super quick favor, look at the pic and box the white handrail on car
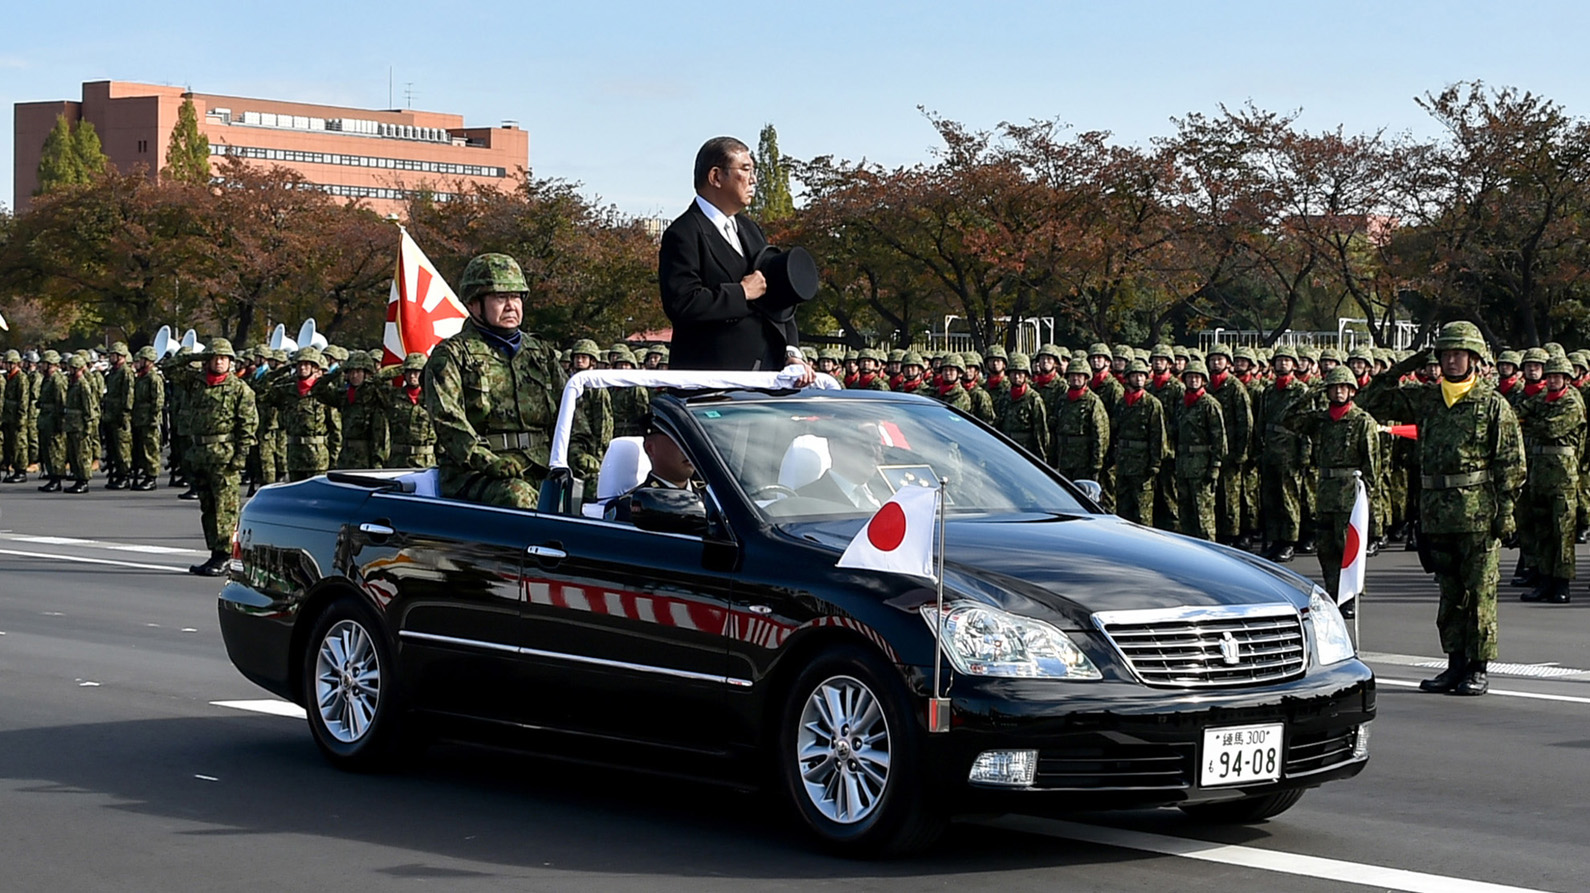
[547,367,842,470]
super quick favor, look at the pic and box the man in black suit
[659,136,812,380]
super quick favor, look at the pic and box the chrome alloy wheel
[796,674,892,824]
[314,619,382,744]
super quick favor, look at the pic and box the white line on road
[995,816,1557,893]
[1377,677,1590,705]
[211,699,307,720]
[0,547,188,573]
[2,534,205,555]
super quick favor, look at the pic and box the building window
[137,140,148,153]
[207,143,507,179]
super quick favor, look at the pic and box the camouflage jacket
[186,375,259,472]
[131,367,165,428]
[964,384,997,426]
[1282,402,1381,514]
[103,365,135,424]
[993,385,1049,459]
[1254,377,1312,467]
[846,373,890,391]
[266,376,342,470]
[1111,390,1168,480]
[1030,375,1066,416]
[611,385,651,439]
[424,318,593,479]
[1359,364,1525,535]
[63,374,101,435]
[931,383,973,412]
[36,371,68,431]
[1171,391,1225,480]
[1089,372,1125,417]
[1207,373,1253,466]
[2,369,33,425]
[1049,387,1110,479]
[1516,386,1586,490]
[316,376,390,469]
[383,382,437,462]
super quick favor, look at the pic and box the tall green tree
[35,114,87,194]
[751,124,795,221]
[72,119,108,177]
[165,96,211,185]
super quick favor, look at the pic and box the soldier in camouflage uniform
[815,347,841,379]
[163,346,200,494]
[60,354,100,493]
[1254,344,1311,562]
[2,350,34,482]
[130,346,166,490]
[265,346,341,482]
[568,339,615,465]
[101,343,135,489]
[1111,360,1168,525]
[1515,354,1584,604]
[1146,345,1185,533]
[318,350,390,469]
[931,354,974,411]
[35,351,68,491]
[1205,344,1254,546]
[1170,361,1224,541]
[960,350,998,425]
[385,352,438,468]
[895,351,931,395]
[981,345,1010,395]
[993,352,1049,459]
[1030,344,1066,406]
[246,349,286,493]
[1359,322,1525,697]
[24,351,43,472]
[1049,355,1110,484]
[1508,349,1551,587]
[606,344,652,438]
[426,253,594,508]
[181,339,258,576]
[1495,350,1524,407]
[1284,367,1381,611]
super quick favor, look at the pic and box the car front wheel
[302,599,406,771]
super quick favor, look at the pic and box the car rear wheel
[303,599,406,771]
[778,644,944,856]
[1180,788,1306,823]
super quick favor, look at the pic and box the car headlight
[1309,588,1355,665]
[920,603,1101,679]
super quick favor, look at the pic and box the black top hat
[751,245,819,313]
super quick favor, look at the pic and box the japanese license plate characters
[1200,723,1283,787]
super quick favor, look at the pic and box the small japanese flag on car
[836,485,940,582]
[1338,473,1370,606]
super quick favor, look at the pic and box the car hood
[786,513,1314,627]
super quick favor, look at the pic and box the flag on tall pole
[381,226,467,367]
[1339,472,1370,607]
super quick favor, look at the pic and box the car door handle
[359,522,395,537]
[526,544,567,560]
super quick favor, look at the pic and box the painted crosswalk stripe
[211,699,308,719]
[994,816,1554,893]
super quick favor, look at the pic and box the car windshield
[687,396,1090,519]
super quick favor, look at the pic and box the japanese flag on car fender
[836,484,939,582]
[1338,474,1369,605]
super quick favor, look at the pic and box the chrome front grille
[1093,604,1306,688]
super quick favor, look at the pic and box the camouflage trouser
[0,424,11,473]
[1524,478,1577,580]
[1100,466,1117,512]
[1116,474,1155,526]
[191,466,242,553]
[1214,464,1243,540]
[1154,463,1180,533]
[1425,532,1500,662]
[169,433,190,474]
[66,432,93,481]
[439,462,541,510]
[105,418,132,479]
[132,426,161,480]
[258,427,282,483]
[26,421,37,466]
[1316,511,1350,599]
[1578,469,1590,533]
[1300,462,1318,538]
[1176,475,1217,541]
[1241,461,1261,535]
[41,429,65,478]
[1259,458,1302,543]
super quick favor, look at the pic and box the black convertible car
[218,371,1373,855]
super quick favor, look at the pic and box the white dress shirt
[695,195,743,256]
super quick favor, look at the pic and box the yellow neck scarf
[1440,373,1477,407]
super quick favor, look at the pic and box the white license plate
[1200,723,1283,787]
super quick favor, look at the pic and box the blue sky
[5,0,1589,217]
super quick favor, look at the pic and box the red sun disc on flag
[867,503,908,552]
[1341,525,1360,569]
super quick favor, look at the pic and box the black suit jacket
[659,201,799,371]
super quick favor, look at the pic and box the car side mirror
[629,487,709,535]
[1074,479,1104,505]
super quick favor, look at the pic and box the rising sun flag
[381,227,468,367]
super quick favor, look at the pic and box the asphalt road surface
[2,483,1588,892]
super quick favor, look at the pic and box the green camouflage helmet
[206,337,237,359]
[1544,341,1566,358]
[272,348,289,363]
[1180,359,1209,381]
[941,353,965,371]
[983,344,1008,361]
[901,350,925,368]
[860,347,886,363]
[1545,354,1574,376]
[1069,350,1090,369]
[3,349,20,363]
[1173,346,1190,361]
[1124,358,1150,376]
[1348,346,1375,365]
[323,344,349,364]
[1271,343,1298,362]
[844,349,860,362]
[1298,346,1319,363]
[66,354,87,369]
[571,339,600,359]
[1432,321,1490,361]
[1233,346,1258,364]
[1496,349,1522,367]
[887,349,906,363]
[41,350,61,364]
[1089,342,1112,359]
[818,347,843,362]
[1112,343,1132,359]
[645,344,668,359]
[608,344,637,365]
[1036,343,1064,360]
[402,351,428,372]
[292,346,327,369]
[1323,366,1358,388]
[1149,343,1174,361]
[1318,346,1342,364]
[1206,342,1233,361]
[109,341,131,357]
[459,252,528,303]
[1520,347,1549,365]
[1006,352,1032,373]
[343,350,376,373]
[134,346,159,362]
[962,350,983,368]
[1570,351,1590,371]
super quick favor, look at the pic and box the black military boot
[1511,558,1536,587]
[38,477,62,493]
[177,484,200,500]
[132,476,157,492]
[1367,537,1383,558]
[106,474,128,490]
[64,479,89,494]
[187,551,229,577]
[1547,579,1572,604]
[1420,653,1467,693]
[1263,542,1295,563]
[1452,661,1489,696]
[1521,580,1548,602]
[2,471,23,483]
[1296,536,1318,556]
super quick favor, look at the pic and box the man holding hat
[183,338,258,576]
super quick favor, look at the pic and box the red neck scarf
[1151,371,1173,390]
[1009,383,1028,401]
[1113,371,1126,383]
[855,372,877,388]
[1090,369,1110,389]
[1546,385,1568,403]
[1328,401,1353,422]
[1525,380,1546,397]
[1274,374,1294,390]
[1498,375,1519,394]
[346,384,359,404]
[404,384,422,404]
[204,371,228,387]
[843,373,859,387]
[1209,370,1228,391]
[1357,374,1372,389]
[937,381,959,397]
[296,375,319,397]
[961,379,978,391]
[1067,386,1087,402]
[1238,371,1254,385]
[1032,371,1057,388]
[1183,387,1205,408]
[888,373,903,389]
[1125,388,1144,407]
[985,372,1005,388]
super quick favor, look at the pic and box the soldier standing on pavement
[1050,354,1110,485]
[2,350,33,482]
[35,350,67,492]
[101,343,135,489]
[318,350,389,469]
[1515,354,1584,604]
[851,349,891,391]
[993,353,1049,460]
[931,354,974,411]
[183,338,258,576]
[1147,345,1186,533]
[1205,344,1254,547]
[1508,349,1551,588]
[895,352,930,395]
[61,354,101,494]
[1358,322,1525,697]
[130,346,165,490]
[1255,345,1311,562]
[1171,361,1225,541]
[1111,359,1168,526]
[959,351,998,425]
[268,346,341,482]
[384,352,438,468]
[606,345,652,438]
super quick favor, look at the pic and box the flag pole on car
[928,477,950,733]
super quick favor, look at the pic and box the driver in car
[796,421,892,509]
[607,415,703,522]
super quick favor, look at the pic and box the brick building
[14,80,529,216]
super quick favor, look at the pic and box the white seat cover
[778,435,831,491]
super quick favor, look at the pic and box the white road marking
[0,548,187,573]
[3,534,204,555]
[996,816,1555,893]
[78,681,99,687]
[211,699,307,720]
[1378,677,1590,705]
[1363,651,1590,679]
[194,775,218,782]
